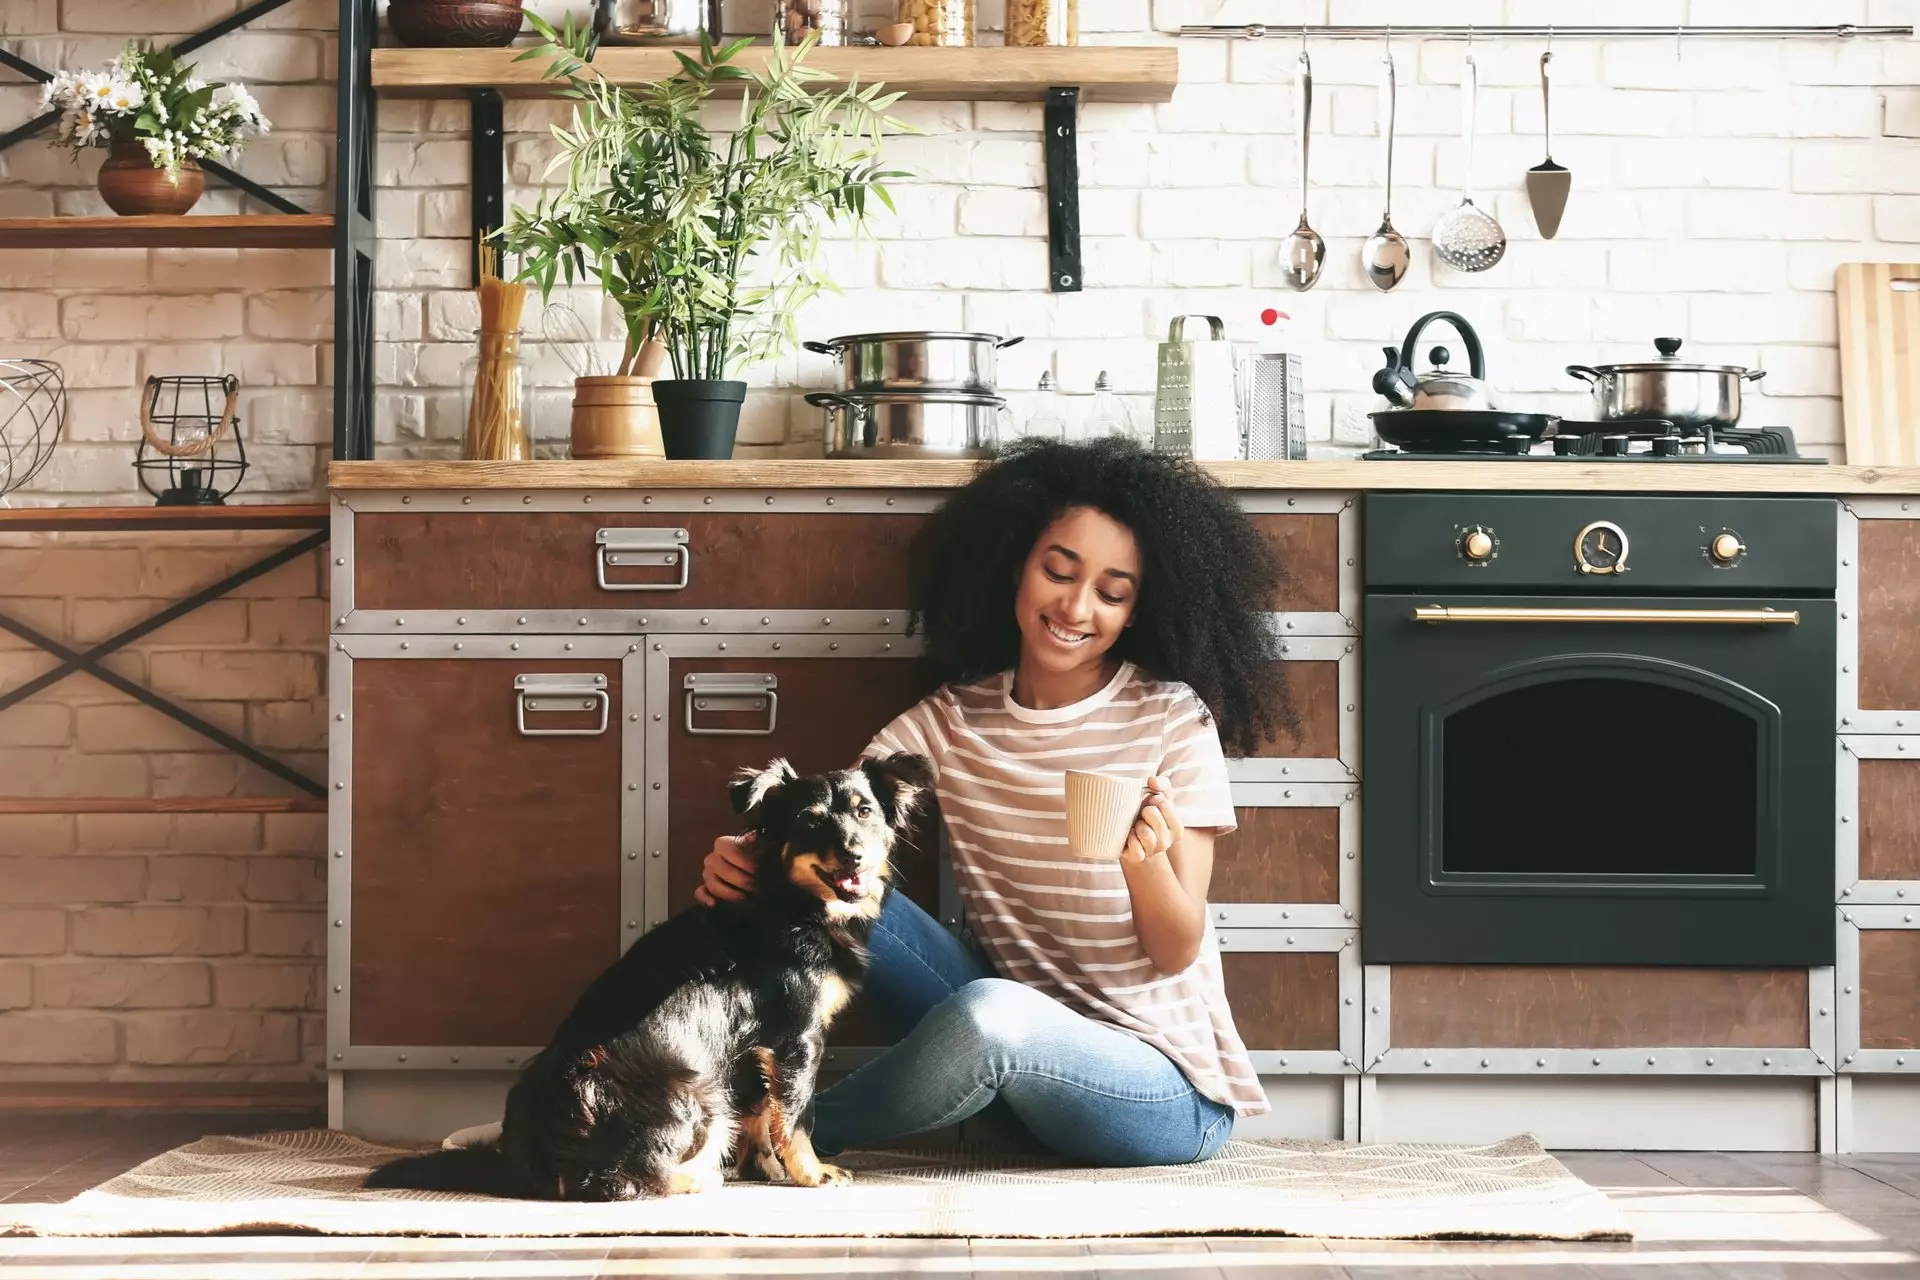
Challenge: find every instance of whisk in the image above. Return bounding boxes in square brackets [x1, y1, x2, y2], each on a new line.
[540, 302, 612, 379]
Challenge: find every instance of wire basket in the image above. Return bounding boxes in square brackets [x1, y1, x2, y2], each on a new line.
[0, 358, 66, 500]
[135, 375, 248, 506]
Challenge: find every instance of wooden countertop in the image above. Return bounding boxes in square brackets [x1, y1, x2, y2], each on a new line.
[329, 458, 1920, 495]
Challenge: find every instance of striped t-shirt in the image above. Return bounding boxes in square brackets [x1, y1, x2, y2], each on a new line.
[864, 661, 1269, 1116]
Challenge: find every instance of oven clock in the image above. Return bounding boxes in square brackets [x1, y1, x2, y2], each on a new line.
[1574, 520, 1629, 575]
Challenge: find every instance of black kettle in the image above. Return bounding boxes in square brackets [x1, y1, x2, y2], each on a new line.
[1368, 311, 1560, 453]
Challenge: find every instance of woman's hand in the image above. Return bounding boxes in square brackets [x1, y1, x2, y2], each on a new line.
[1121, 775, 1184, 865]
[694, 832, 758, 907]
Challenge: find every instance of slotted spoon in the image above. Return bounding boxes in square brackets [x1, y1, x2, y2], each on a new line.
[1432, 48, 1506, 273]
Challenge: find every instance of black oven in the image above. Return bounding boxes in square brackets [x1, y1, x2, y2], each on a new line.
[1362, 493, 1836, 967]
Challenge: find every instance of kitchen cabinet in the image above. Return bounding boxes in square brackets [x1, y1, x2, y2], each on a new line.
[327, 639, 642, 1069]
[328, 487, 1369, 1117]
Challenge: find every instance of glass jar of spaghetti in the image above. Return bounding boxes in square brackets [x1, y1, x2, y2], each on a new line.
[1006, 0, 1076, 46]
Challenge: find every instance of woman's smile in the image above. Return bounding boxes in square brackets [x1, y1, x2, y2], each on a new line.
[1041, 615, 1093, 647]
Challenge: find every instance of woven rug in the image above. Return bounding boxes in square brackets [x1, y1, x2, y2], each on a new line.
[5, 1129, 1628, 1241]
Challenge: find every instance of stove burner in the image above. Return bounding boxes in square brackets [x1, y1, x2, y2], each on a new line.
[1363, 424, 1819, 463]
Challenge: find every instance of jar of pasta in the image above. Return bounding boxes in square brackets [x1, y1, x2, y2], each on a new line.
[906, 0, 973, 46]
[1006, 0, 1076, 46]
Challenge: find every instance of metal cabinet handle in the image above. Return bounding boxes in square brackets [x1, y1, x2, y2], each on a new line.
[1412, 605, 1799, 626]
[515, 673, 610, 735]
[684, 673, 778, 736]
[596, 527, 690, 592]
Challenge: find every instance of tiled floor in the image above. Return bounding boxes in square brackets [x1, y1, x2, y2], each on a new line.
[2, 1112, 1920, 1277]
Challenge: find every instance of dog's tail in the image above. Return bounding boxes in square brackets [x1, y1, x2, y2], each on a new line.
[363, 1141, 515, 1196]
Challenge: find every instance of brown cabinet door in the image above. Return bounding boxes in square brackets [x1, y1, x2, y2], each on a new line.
[1214, 805, 1341, 905]
[349, 655, 625, 1048]
[1859, 520, 1920, 711]
[355, 511, 922, 613]
[1861, 931, 1920, 1050]
[657, 650, 941, 1048]
[1860, 756, 1920, 882]
[1220, 951, 1341, 1051]
[1250, 512, 1341, 615]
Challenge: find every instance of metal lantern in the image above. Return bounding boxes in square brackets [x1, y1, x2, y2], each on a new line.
[135, 375, 248, 506]
[0, 358, 65, 500]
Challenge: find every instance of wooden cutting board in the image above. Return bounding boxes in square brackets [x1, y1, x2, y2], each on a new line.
[1838, 261, 1920, 465]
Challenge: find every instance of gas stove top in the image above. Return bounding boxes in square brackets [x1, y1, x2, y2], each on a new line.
[1365, 424, 1824, 463]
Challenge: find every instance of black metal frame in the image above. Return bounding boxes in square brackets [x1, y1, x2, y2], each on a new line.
[1044, 86, 1082, 294]
[334, 0, 378, 462]
[0, 0, 308, 214]
[0, 532, 329, 797]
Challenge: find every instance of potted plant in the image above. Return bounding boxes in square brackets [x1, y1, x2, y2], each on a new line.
[41, 45, 270, 217]
[501, 14, 905, 459]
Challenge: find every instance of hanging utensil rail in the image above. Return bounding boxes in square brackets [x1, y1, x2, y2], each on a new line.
[1183, 23, 1911, 40]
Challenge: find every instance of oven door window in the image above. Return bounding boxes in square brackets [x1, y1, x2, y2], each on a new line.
[1428, 658, 1778, 885]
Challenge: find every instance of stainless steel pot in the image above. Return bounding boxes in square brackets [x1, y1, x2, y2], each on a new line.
[1566, 338, 1766, 432]
[807, 390, 1004, 458]
[803, 331, 1024, 395]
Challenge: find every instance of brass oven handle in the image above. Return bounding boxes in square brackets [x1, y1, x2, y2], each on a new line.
[1412, 605, 1799, 625]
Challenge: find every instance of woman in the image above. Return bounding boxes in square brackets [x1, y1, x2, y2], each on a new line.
[697, 437, 1291, 1166]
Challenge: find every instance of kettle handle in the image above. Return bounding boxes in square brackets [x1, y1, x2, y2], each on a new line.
[1167, 314, 1227, 343]
[1397, 311, 1485, 380]
[1565, 365, 1601, 385]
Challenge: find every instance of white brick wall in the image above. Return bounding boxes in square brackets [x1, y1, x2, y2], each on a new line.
[7, 1, 1919, 484]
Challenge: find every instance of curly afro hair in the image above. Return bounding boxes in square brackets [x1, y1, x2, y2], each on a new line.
[906, 436, 1293, 756]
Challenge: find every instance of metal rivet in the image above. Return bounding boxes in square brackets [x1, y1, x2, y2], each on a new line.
[1370, 1005, 1380, 1014]
[1847, 986, 1855, 994]
[653, 782, 662, 790]
[1281, 1057, 1291, 1067]
[394, 617, 405, 626]
[336, 713, 346, 721]
[565, 642, 573, 651]
[1217, 911, 1227, 921]
[823, 617, 833, 626]
[1843, 815, 1852, 823]
[628, 783, 638, 791]
[1705, 1057, 1714, 1066]
[1647, 1056, 1656, 1066]
[653, 712, 662, 721]
[629, 713, 639, 722]
[461, 495, 472, 505]
[578, 617, 588, 626]
[761, 617, 771, 626]
[334, 782, 344, 790]
[644, 496, 653, 504]
[627, 920, 637, 929]
[640, 617, 650, 626]
[1592, 1057, 1602, 1066]
[653, 643, 663, 651]
[334, 851, 343, 858]
[1820, 1007, 1830, 1016]
[884, 642, 892, 650]
[400, 641, 410, 650]
[704, 496, 713, 505]
[718, 642, 727, 651]
[887, 497, 896, 506]
[651, 849, 661, 858]
[1423, 1057, 1432, 1067]
[766, 495, 775, 505]
[1285, 935, 1295, 945]
[333, 984, 342, 993]
[1281, 910, 1290, 919]
[582, 496, 592, 504]
[511, 642, 520, 650]
[517, 616, 528, 625]
[1346, 851, 1355, 859]
[1844, 665, 1851, 672]
[336, 617, 347, 627]
[773, 642, 781, 650]
[334, 556, 345, 566]
[826, 497, 835, 506]
[523, 495, 533, 505]
[829, 642, 838, 650]
[627, 850, 637, 860]
[1763, 1056, 1773, 1066]
[1844, 718, 1852, 725]
[1537, 1057, 1546, 1067]
[1480, 1058, 1490, 1068]
[700, 617, 710, 626]
[458, 617, 468, 626]
[1842, 611, 1850, 619]
[401, 495, 411, 504]
[335, 1053, 343, 1061]
[1343, 996, 1353, 1006]
[333, 919, 343, 927]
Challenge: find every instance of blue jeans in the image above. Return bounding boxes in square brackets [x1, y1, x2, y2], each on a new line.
[811, 890, 1237, 1166]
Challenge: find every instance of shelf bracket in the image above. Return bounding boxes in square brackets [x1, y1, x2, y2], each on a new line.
[1044, 86, 1082, 294]
[470, 88, 505, 286]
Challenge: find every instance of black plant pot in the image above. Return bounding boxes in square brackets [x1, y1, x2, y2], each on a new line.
[652, 379, 746, 460]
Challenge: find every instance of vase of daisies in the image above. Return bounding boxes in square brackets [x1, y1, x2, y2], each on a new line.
[42, 45, 270, 217]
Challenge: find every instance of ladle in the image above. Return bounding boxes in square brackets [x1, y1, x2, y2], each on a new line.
[1361, 42, 1409, 291]
[1279, 46, 1326, 292]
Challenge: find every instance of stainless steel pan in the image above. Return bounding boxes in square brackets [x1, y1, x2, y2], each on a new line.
[804, 331, 1024, 395]
[1567, 338, 1765, 432]
[808, 390, 1005, 459]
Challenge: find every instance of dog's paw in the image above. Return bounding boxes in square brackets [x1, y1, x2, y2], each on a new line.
[666, 1163, 725, 1196]
[794, 1162, 851, 1188]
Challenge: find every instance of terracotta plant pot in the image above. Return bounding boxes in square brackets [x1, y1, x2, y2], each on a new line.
[388, 0, 526, 46]
[97, 142, 204, 216]
[570, 376, 664, 460]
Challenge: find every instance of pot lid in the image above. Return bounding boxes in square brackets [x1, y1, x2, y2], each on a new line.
[1586, 337, 1754, 376]
[817, 331, 1010, 345]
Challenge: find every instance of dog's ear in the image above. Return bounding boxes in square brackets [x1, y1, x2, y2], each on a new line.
[730, 757, 800, 820]
[860, 752, 935, 829]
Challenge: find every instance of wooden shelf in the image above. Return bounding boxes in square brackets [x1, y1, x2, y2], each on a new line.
[0, 797, 326, 814]
[0, 503, 330, 532]
[0, 214, 334, 250]
[372, 44, 1179, 102]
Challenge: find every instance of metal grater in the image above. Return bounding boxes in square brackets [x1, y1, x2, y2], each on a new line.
[1154, 315, 1240, 458]
[1241, 352, 1307, 460]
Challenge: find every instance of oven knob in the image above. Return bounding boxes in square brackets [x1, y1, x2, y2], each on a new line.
[1459, 527, 1496, 562]
[1709, 531, 1746, 565]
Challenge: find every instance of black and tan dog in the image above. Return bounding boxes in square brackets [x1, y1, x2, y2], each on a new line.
[363, 751, 932, 1201]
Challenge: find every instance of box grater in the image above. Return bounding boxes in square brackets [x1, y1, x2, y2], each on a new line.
[1241, 351, 1307, 460]
[1153, 315, 1240, 459]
